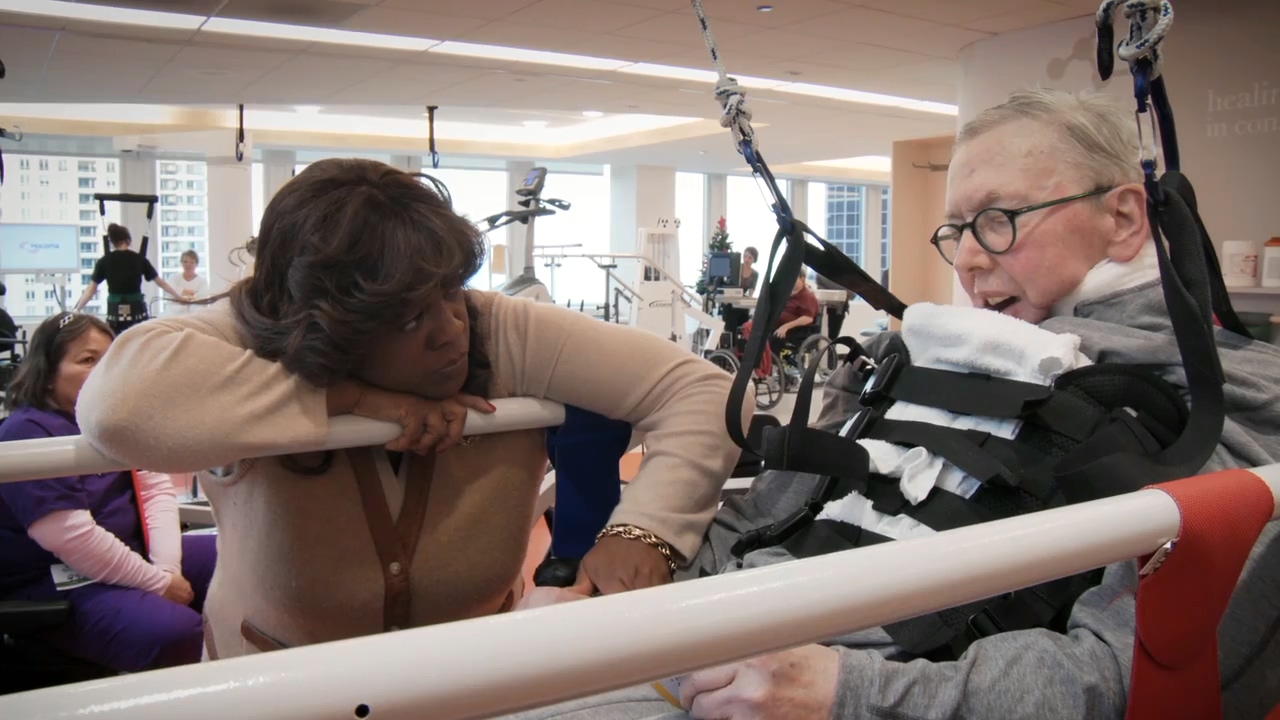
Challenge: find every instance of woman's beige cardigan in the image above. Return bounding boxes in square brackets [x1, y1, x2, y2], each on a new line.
[77, 290, 750, 658]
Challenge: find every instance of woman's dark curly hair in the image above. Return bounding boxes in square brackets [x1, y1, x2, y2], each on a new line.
[230, 158, 490, 395]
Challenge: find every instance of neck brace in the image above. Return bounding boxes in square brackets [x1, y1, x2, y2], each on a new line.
[1050, 241, 1160, 319]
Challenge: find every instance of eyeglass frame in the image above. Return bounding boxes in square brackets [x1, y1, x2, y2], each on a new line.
[929, 186, 1115, 265]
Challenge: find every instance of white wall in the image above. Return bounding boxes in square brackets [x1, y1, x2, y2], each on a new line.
[957, 0, 1280, 304]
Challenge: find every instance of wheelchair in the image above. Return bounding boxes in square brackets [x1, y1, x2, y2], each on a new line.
[0, 601, 115, 694]
[705, 321, 833, 411]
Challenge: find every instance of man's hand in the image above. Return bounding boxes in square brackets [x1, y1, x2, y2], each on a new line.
[679, 645, 841, 720]
[514, 586, 592, 611]
[773, 325, 790, 338]
[571, 534, 673, 595]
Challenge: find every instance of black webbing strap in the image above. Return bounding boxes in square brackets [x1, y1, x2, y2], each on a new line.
[1162, 171, 1251, 338]
[1054, 176, 1225, 488]
[1055, 411, 1168, 504]
[887, 366, 1053, 418]
[724, 218, 906, 457]
[1025, 391, 1105, 443]
[864, 421, 1017, 488]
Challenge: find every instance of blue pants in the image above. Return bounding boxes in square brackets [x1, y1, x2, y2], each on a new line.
[44, 534, 217, 672]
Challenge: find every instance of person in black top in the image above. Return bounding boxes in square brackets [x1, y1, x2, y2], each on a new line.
[718, 246, 760, 345]
[0, 282, 19, 361]
[74, 223, 183, 334]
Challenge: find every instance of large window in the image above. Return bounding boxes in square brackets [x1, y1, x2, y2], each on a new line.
[534, 169, 611, 305]
[251, 161, 265, 236]
[427, 168, 508, 291]
[155, 159, 209, 314]
[726, 175, 790, 280]
[881, 188, 891, 284]
[675, 172, 706, 289]
[826, 185, 864, 264]
[806, 182, 830, 242]
[0, 154, 120, 318]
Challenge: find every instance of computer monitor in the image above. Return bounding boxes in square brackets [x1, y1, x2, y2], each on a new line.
[515, 167, 547, 198]
[705, 251, 741, 287]
[0, 224, 81, 274]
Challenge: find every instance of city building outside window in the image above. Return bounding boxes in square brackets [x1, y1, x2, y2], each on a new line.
[881, 188, 892, 284]
[826, 184, 864, 265]
[155, 159, 210, 314]
[0, 154, 121, 317]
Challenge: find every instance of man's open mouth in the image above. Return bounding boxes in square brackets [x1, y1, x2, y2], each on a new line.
[984, 296, 1019, 313]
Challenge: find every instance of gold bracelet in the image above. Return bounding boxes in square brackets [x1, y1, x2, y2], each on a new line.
[597, 524, 678, 576]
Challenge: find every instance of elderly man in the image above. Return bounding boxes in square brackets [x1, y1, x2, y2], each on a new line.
[510, 89, 1280, 720]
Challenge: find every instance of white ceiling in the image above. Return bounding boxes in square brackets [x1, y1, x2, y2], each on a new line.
[0, 0, 1098, 172]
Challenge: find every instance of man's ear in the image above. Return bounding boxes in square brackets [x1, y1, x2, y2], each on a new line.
[1106, 183, 1149, 263]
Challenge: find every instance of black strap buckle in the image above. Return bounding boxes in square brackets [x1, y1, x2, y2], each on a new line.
[966, 597, 1010, 639]
[838, 407, 873, 441]
[729, 505, 816, 558]
[860, 352, 902, 405]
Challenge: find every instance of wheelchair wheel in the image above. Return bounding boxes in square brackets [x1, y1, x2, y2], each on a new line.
[707, 349, 740, 374]
[753, 353, 784, 410]
[796, 334, 835, 387]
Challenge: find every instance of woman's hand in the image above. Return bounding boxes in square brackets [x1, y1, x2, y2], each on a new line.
[572, 535, 673, 595]
[349, 383, 495, 455]
[161, 573, 195, 606]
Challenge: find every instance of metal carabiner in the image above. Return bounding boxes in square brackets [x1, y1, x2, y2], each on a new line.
[1134, 106, 1160, 180]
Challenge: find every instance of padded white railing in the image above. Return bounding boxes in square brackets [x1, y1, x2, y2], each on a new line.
[2, 455, 1276, 720]
[0, 398, 567, 484]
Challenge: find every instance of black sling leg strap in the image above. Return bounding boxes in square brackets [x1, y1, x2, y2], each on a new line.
[1055, 180, 1224, 487]
[1160, 171, 1251, 338]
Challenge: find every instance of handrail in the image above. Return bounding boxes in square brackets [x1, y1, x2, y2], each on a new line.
[0, 398, 566, 485]
[532, 251, 703, 309]
[5, 464, 1277, 720]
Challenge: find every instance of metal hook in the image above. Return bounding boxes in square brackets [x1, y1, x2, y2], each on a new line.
[235, 104, 246, 163]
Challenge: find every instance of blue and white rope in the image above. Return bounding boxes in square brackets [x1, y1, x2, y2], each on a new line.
[690, 0, 756, 156]
[1097, 0, 1174, 77]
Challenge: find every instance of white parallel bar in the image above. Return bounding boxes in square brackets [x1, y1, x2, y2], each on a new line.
[0, 398, 566, 485]
[7, 466, 1277, 720]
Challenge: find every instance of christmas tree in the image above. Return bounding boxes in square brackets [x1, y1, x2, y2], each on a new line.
[695, 216, 731, 296]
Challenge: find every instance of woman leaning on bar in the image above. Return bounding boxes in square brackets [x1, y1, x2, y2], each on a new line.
[75, 158, 752, 659]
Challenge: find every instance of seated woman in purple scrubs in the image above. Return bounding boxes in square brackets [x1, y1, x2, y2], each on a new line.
[0, 312, 216, 672]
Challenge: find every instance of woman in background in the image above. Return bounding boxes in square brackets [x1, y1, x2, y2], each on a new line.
[0, 313, 215, 671]
[74, 223, 185, 333]
[165, 250, 209, 316]
[739, 246, 759, 297]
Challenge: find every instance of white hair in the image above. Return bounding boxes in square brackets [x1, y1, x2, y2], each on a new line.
[956, 88, 1144, 187]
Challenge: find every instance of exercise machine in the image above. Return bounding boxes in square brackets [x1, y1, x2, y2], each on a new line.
[93, 193, 158, 258]
[485, 167, 570, 304]
[91, 193, 160, 332]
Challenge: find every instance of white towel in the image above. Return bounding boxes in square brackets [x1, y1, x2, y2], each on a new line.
[817, 303, 1092, 539]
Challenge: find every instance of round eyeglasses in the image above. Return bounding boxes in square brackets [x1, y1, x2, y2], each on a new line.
[930, 187, 1114, 265]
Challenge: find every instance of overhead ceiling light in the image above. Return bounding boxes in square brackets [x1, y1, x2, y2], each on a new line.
[0, 0, 204, 29]
[201, 17, 438, 51]
[582, 110, 605, 118]
[807, 155, 894, 172]
[0, 104, 705, 147]
[523, 120, 549, 129]
[429, 42, 630, 71]
[757, 5, 774, 11]
[776, 83, 958, 115]
[616, 63, 788, 90]
[294, 105, 322, 115]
